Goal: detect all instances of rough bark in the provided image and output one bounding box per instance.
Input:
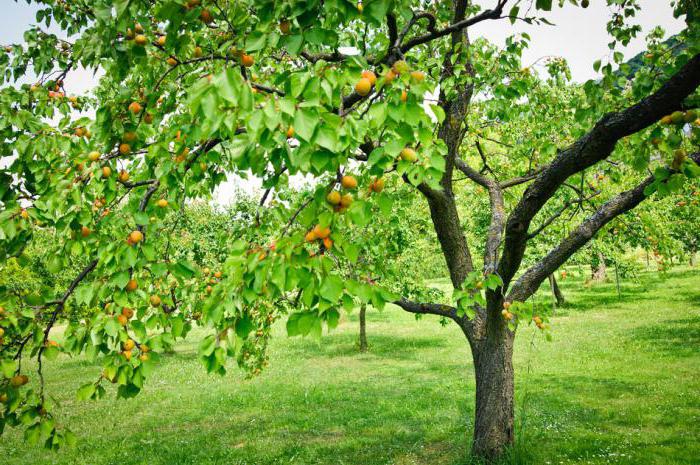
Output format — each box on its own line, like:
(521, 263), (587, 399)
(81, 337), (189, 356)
(472, 308), (515, 460)
(690, 250), (697, 267)
(359, 304), (368, 353)
(549, 274), (566, 306)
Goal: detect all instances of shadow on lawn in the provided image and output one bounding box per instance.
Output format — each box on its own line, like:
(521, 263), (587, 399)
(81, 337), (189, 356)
(627, 316), (700, 357)
(284, 331), (454, 361)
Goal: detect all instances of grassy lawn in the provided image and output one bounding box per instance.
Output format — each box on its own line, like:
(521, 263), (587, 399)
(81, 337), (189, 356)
(1, 266), (698, 465)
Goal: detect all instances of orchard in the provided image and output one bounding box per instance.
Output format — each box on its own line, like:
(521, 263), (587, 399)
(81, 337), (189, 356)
(0, 0), (699, 463)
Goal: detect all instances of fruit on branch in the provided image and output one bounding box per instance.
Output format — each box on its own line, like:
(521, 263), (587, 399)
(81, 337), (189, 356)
(305, 230), (318, 242)
(134, 23), (144, 34)
(392, 60), (410, 75)
(118, 170), (130, 182)
(326, 190), (342, 205)
(313, 224), (331, 239)
(384, 69), (397, 84)
(670, 111), (686, 125)
(166, 57), (178, 66)
(157, 35), (166, 46)
(400, 90), (408, 102)
(340, 194), (353, 208)
(123, 339), (135, 351)
(279, 20), (291, 35)
(129, 230), (144, 244)
(193, 46), (203, 58)
(10, 375), (29, 387)
(20, 209), (29, 219)
(156, 199), (169, 208)
(128, 101), (142, 114)
(81, 226), (91, 237)
(134, 34), (148, 46)
(361, 70), (377, 86)
(200, 9), (213, 24)
(121, 307), (134, 318)
(673, 149), (687, 169)
(286, 126), (295, 138)
(241, 54), (254, 67)
(126, 279), (138, 292)
(355, 77), (372, 96)
(410, 71), (425, 82)
(101, 166), (112, 178)
(341, 175), (357, 189)
(323, 237), (333, 250)
(124, 131), (137, 142)
(400, 147), (418, 162)
(149, 295), (161, 307)
(119, 143), (131, 155)
(214, 271), (223, 279)
(369, 177), (385, 193)
(88, 151), (101, 162)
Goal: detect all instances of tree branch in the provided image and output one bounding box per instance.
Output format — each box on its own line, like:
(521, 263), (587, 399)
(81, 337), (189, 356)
(399, 0), (508, 54)
(507, 152), (700, 302)
(499, 52), (700, 288)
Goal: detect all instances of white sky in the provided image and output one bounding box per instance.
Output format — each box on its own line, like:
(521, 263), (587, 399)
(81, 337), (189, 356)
(0, 1), (686, 204)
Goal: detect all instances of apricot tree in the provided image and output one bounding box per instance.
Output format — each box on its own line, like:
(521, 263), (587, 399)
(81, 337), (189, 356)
(1, 0), (699, 461)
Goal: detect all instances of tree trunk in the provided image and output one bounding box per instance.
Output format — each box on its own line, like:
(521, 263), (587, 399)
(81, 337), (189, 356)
(472, 327), (515, 460)
(548, 274), (565, 306)
(690, 250), (697, 267)
(591, 251), (607, 282)
(358, 304), (368, 353)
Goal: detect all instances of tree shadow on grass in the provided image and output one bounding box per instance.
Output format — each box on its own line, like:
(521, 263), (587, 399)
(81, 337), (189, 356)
(284, 332), (455, 361)
(626, 316), (700, 357)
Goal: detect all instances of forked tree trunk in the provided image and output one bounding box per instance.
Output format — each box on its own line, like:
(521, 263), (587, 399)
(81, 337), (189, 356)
(548, 274), (565, 306)
(471, 314), (515, 460)
(358, 304), (368, 352)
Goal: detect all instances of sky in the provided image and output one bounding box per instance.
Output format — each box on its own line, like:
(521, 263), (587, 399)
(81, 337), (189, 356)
(0, 1), (686, 203)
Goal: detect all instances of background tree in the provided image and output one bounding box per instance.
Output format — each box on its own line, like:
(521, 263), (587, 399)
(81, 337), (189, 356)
(0, 0), (699, 461)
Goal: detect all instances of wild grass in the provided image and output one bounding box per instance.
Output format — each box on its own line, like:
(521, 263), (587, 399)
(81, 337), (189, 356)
(1, 266), (698, 465)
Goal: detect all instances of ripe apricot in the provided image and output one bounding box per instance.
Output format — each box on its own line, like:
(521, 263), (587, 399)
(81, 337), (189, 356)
(118, 170), (130, 182)
(88, 151), (101, 161)
(126, 279), (138, 292)
(341, 175), (357, 189)
(128, 101), (142, 114)
(361, 70), (377, 86)
(286, 126), (295, 138)
(81, 226), (91, 237)
(340, 194), (353, 208)
(134, 34), (148, 46)
(129, 230), (144, 244)
(157, 199), (168, 208)
(326, 190), (342, 205)
(410, 70), (425, 82)
(241, 54), (254, 67)
(305, 230), (318, 242)
(121, 307), (134, 318)
(355, 77), (372, 96)
(150, 295), (161, 307)
(102, 166), (112, 178)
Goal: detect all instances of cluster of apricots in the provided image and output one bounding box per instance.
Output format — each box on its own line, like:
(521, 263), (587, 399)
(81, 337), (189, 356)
(305, 224), (333, 251)
(326, 175), (357, 212)
(202, 267), (224, 295)
(659, 109), (698, 126)
(501, 301), (515, 321)
(353, 60), (425, 101)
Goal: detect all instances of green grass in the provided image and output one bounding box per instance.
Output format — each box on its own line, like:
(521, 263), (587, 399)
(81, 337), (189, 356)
(1, 266), (699, 465)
